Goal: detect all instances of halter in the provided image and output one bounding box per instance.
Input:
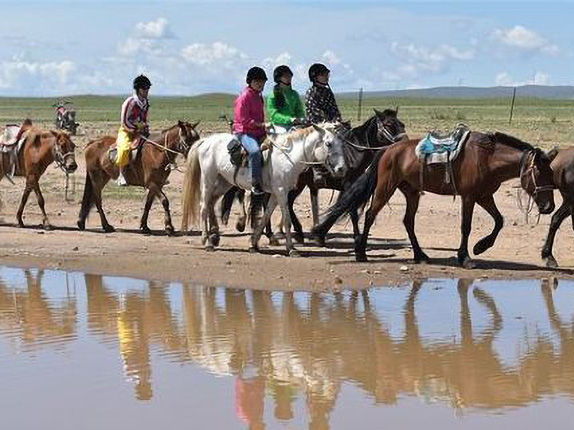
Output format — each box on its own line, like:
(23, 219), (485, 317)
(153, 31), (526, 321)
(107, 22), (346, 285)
(142, 127), (193, 171)
(337, 118), (407, 151)
(520, 150), (555, 196)
(52, 141), (75, 174)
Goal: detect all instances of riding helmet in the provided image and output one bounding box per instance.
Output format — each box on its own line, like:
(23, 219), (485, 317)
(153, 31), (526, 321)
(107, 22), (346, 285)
(273, 65), (293, 84)
(246, 67), (268, 84)
(133, 74), (152, 90)
(308, 63), (330, 82)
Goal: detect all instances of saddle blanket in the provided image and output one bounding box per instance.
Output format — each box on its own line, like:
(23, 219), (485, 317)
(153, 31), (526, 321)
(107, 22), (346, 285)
(415, 127), (470, 164)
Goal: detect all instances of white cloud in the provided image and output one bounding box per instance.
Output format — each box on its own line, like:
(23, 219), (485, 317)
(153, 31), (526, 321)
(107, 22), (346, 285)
(495, 71), (550, 86)
(0, 58), (76, 92)
(387, 41), (475, 80)
(181, 42), (247, 67)
(134, 17), (172, 40)
(492, 25), (558, 55)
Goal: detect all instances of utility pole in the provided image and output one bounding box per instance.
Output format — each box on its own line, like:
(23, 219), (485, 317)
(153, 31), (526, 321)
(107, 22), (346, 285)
(357, 87), (364, 122)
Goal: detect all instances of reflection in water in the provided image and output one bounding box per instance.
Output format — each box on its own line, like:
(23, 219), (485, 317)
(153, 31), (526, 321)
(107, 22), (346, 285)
(1, 269), (574, 429)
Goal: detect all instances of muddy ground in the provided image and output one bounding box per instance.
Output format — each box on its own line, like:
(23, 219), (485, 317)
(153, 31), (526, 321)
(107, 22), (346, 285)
(1, 127), (573, 290)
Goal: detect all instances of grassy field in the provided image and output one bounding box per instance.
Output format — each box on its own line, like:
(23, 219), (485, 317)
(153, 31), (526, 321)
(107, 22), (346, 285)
(1, 94), (573, 148)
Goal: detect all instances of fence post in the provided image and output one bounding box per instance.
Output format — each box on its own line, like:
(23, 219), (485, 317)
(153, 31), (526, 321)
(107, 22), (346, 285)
(357, 87), (364, 122)
(508, 87), (517, 125)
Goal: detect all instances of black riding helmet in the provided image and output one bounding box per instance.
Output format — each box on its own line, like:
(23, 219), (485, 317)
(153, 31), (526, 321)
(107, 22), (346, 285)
(246, 66), (268, 84)
(308, 63), (330, 83)
(133, 74), (152, 90)
(273, 65), (293, 84)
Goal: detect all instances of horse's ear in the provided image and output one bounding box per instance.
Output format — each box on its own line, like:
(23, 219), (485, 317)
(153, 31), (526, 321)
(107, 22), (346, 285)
(178, 120), (184, 127)
(312, 124), (325, 135)
(373, 108), (384, 117)
(191, 120), (201, 129)
(546, 146), (559, 162)
(395, 106), (400, 114)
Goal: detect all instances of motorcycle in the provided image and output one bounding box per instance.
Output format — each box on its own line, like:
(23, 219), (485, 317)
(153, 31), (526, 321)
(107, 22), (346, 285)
(53, 100), (79, 135)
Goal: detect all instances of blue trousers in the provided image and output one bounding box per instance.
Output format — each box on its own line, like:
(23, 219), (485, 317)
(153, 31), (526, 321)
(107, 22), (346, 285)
(239, 134), (262, 186)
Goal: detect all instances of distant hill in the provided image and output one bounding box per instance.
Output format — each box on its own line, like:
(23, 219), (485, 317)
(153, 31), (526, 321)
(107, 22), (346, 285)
(339, 85), (574, 100)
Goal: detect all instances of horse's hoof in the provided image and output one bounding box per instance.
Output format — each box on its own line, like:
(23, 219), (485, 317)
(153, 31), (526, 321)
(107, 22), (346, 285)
(269, 236), (280, 247)
(414, 253), (430, 264)
(274, 232), (286, 240)
(210, 234), (220, 247)
(293, 233), (305, 244)
(473, 239), (493, 256)
(103, 225), (115, 233)
(249, 246), (259, 254)
(313, 234), (326, 247)
(43, 224), (53, 232)
(236, 221), (246, 233)
(356, 253), (368, 263)
(141, 226), (152, 235)
(77, 220), (85, 231)
(545, 256), (559, 268)
(462, 258), (476, 269)
(205, 245), (215, 252)
(165, 226), (175, 236)
(17, 221), (24, 228)
(289, 249), (301, 258)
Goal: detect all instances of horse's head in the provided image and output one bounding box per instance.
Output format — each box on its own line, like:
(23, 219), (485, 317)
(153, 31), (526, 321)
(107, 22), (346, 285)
(520, 148), (555, 214)
(175, 120), (201, 157)
(373, 108), (407, 144)
(51, 130), (77, 173)
(311, 123), (347, 178)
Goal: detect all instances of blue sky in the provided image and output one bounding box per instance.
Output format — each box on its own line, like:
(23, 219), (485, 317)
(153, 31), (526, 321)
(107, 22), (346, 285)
(0, 1), (571, 96)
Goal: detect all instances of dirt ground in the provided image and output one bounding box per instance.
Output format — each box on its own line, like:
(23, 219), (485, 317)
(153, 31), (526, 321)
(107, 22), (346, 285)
(1, 128), (574, 290)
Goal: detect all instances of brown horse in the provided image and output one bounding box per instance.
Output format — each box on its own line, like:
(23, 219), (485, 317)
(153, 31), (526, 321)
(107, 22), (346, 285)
(0, 123), (78, 229)
(77, 121), (200, 235)
(313, 132), (555, 268)
(540, 147), (574, 268)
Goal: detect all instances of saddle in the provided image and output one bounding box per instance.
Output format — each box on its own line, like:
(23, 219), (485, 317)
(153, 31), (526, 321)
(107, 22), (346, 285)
(108, 138), (144, 164)
(415, 124), (470, 164)
(415, 125), (471, 194)
(0, 124), (29, 178)
(227, 136), (270, 168)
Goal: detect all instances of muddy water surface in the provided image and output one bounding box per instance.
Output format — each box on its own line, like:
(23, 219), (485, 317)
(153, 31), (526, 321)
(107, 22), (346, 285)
(1, 267), (573, 429)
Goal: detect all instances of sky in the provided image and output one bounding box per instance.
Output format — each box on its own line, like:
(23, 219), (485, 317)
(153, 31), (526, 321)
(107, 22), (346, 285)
(0, 0), (572, 96)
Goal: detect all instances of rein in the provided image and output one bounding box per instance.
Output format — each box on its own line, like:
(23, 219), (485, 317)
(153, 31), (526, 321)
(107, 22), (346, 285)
(142, 128), (190, 172)
(516, 149), (554, 222)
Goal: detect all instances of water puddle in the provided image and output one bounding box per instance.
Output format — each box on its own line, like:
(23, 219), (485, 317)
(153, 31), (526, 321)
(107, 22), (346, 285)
(1, 267), (573, 429)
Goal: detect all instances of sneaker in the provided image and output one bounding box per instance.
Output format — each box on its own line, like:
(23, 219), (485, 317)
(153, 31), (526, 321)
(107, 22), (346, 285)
(117, 173), (128, 187)
(251, 184), (265, 195)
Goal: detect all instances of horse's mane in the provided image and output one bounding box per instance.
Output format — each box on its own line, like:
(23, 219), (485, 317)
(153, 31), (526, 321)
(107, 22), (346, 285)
(276, 126), (314, 148)
(492, 131), (536, 152)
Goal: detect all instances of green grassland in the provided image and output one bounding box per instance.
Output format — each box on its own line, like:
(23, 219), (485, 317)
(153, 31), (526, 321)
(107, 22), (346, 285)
(1, 94), (573, 148)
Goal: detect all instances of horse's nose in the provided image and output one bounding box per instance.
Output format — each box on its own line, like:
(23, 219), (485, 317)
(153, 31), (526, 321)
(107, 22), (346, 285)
(68, 161), (78, 173)
(540, 200), (555, 215)
(334, 165), (346, 177)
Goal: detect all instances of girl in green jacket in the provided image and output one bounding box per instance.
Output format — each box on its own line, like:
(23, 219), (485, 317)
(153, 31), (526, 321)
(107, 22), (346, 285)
(266, 65), (305, 131)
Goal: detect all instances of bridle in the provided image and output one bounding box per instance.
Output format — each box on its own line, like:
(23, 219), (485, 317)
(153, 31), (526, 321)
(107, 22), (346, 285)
(337, 117), (407, 151)
(520, 150), (554, 196)
(52, 139), (76, 174)
(141, 126), (196, 170)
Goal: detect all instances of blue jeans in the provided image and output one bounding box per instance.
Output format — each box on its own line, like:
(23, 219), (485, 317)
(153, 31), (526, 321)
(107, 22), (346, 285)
(239, 134), (262, 186)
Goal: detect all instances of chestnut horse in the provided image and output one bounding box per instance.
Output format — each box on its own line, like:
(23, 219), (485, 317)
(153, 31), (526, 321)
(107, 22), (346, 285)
(313, 132), (555, 268)
(540, 147), (574, 268)
(77, 121), (199, 235)
(0, 123), (78, 229)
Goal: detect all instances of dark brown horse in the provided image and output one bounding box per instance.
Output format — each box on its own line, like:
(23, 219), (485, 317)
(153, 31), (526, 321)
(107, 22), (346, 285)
(313, 132), (555, 268)
(541, 147), (574, 267)
(0, 123), (78, 229)
(77, 121), (200, 235)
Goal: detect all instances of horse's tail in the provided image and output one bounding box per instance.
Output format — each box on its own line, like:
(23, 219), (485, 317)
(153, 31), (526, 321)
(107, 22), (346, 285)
(77, 171), (95, 228)
(181, 146), (202, 231)
(313, 148), (387, 237)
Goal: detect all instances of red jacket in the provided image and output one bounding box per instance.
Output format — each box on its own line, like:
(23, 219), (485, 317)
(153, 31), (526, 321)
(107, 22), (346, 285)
(233, 86), (265, 138)
(121, 94), (149, 131)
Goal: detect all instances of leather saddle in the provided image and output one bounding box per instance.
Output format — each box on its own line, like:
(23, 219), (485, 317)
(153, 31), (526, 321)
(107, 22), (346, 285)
(227, 136), (270, 168)
(416, 124), (470, 164)
(108, 138), (145, 164)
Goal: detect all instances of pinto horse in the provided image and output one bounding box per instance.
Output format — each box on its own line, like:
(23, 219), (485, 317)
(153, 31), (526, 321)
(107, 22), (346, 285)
(181, 123), (347, 256)
(77, 121), (200, 235)
(313, 132), (555, 268)
(0, 123), (78, 229)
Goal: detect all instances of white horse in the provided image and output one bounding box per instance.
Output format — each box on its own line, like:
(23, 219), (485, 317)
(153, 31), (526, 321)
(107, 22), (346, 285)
(181, 123), (347, 256)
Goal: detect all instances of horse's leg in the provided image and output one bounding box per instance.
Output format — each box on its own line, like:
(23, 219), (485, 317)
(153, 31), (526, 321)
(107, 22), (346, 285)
(220, 187), (236, 226)
(289, 186), (306, 244)
(92, 178), (114, 233)
(158, 189), (175, 236)
(262, 193), (280, 246)
(541, 201), (570, 268)
(355, 181), (397, 262)
(250, 195), (277, 253)
(31, 181), (52, 230)
(140, 187), (157, 235)
(236, 189), (246, 232)
(207, 182), (229, 247)
(401, 188), (430, 263)
(16, 182), (33, 228)
(473, 195), (504, 256)
(458, 196), (476, 269)
(277, 191), (300, 257)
